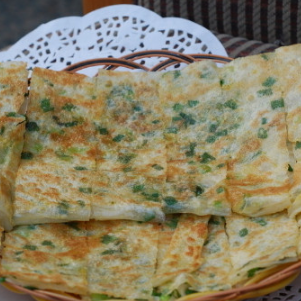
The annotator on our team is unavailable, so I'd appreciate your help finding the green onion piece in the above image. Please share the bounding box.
[101,234,119,244]
[195,185,204,196]
[257,88,273,97]
[271,98,285,110]
[40,98,54,112]
[224,99,238,110]
[26,121,40,132]
[164,197,178,206]
[239,228,249,237]
[21,152,34,160]
[62,103,76,111]
[112,134,125,142]
[262,77,276,87]
[79,187,92,194]
[257,128,268,139]
[200,152,216,163]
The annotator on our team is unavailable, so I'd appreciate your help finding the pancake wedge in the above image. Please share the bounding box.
[225,212,298,285]
[0,222,88,294]
[86,220,160,300]
[0,115,25,230]
[156,215,181,269]
[187,216,233,292]
[153,214,209,290]
[220,53,290,216]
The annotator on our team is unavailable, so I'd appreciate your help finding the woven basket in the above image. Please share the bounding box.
[2,50,300,301]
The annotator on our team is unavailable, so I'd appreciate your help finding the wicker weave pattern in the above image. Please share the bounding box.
[135,0,301,45]
[215,32,278,57]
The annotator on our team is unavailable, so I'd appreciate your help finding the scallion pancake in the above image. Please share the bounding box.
[153,214,209,289]
[13,68,99,224]
[95,70,164,150]
[13,162,92,225]
[273,44,301,143]
[86,220,160,300]
[220,53,290,216]
[93,70,166,221]
[225,212,298,285]
[187,216,232,292]
[159,62,231,216]
[0,222,88,294]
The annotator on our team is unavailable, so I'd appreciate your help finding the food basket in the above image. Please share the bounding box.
[1,50,301,301]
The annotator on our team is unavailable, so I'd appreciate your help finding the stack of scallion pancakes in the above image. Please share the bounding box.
[2,44,301,301]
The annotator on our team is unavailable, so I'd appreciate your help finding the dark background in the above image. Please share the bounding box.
[0,0,83,49]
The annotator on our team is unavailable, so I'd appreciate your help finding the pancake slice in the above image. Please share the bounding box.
[13,161,92,225]
[0,115,26,230]
[273,46,301,220]
[274,44,301,143]
[159,61,231,216]
[153,214,209,290]
[220,53,290,216]
[93,70,166,221]
[187,216,233,292]
[0,222,88,294]
[156,215,181,269]
[225,211,298,285]
[23,67,100,170]
[0,61,28,113]
[86,220,160,300]
[95,70,164,150]
[13,68,100,224]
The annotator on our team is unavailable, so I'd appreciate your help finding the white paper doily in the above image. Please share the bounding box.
[0,4,227,72]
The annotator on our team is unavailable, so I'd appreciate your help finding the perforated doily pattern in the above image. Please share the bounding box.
[0,5,227,71]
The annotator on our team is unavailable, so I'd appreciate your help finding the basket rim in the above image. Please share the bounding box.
[2,260,301,301]
[62,50,233,73]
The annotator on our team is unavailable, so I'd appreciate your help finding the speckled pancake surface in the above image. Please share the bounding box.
[153,214,209,290]
[86,220,160,300]
[187,216,233,292]
[0,222,88,294]
[13,68,98,225]
[159,62,231,217]
[0,61,28,113]
[225,212,298,285]
[273,45,301,220]
[93,71,165,222]
[220,53,290,216]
